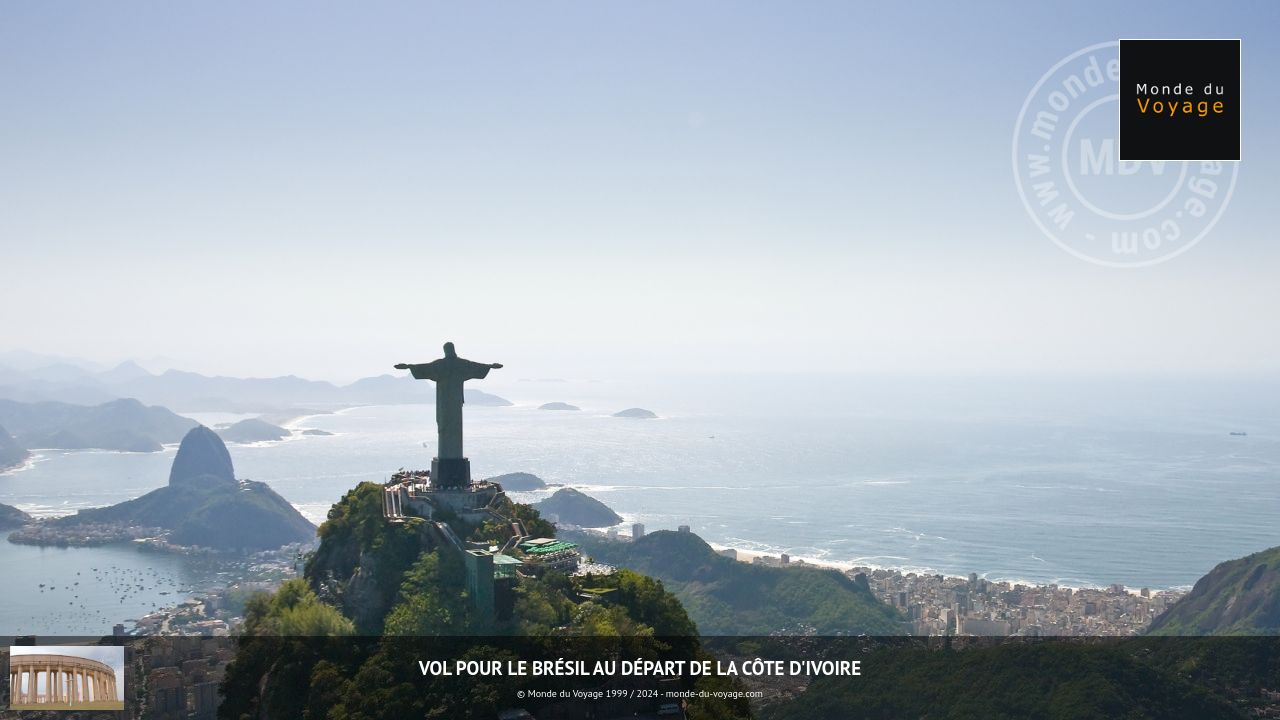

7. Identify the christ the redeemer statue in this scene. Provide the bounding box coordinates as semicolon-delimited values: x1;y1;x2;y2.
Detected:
395;342;502;488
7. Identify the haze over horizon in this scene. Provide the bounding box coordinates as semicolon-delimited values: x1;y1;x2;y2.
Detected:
3;2;1278;382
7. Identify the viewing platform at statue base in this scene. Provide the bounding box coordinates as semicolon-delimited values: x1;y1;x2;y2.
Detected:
382;467;506;525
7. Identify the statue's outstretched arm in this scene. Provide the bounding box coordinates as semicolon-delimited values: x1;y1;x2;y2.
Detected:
490;363;503;369
394;363;411;370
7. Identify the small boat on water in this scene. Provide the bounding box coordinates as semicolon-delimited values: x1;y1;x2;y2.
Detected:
1229;431;1247;436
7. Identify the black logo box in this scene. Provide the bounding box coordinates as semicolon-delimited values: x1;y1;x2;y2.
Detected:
1119;39;1241;161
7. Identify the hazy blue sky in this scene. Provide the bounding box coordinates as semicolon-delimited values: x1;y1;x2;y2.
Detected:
2;2;1277;381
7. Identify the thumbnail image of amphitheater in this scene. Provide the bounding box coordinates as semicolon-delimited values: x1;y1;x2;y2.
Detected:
8;646;124;710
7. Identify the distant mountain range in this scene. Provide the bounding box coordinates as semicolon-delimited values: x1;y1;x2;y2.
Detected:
0;353;514;452
0;353;511;412
0;398;197;452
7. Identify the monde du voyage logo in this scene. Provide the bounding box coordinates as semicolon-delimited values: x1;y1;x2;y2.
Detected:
1013;40;1241;267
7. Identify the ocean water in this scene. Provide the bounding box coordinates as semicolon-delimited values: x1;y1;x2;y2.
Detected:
1;373;1278;633
0;530;233;636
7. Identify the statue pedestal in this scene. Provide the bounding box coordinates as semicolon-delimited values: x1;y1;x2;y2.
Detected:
431;457;471;489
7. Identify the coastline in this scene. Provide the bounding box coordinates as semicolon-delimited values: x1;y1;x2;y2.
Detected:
269;403;377;431
703;539;1189;597
268;408;338;431
0;452;38;475
5;448;1197;595
586;502;1192;591
571;525;1186;635
596;517;1193;596
0;403;1209;638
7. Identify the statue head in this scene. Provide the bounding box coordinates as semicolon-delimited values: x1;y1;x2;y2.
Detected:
443;342;457;358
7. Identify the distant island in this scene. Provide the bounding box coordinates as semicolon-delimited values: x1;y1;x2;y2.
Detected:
488;471;547;490
8;426;315;552
535;487;621;527
216;418;291;443
538;401;581;411
0;423;29;470
613;407;658;419
0;397;195;452
300;428;333;436
0;502;31;530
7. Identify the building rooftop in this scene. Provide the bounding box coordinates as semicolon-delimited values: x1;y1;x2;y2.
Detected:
520;540;579;555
